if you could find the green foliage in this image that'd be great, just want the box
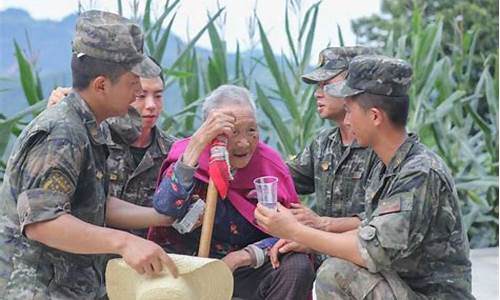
[5,0,498,247]
[352,0,499,79]
[0,41,46,179]
[382,5,499,247]
[254,1,322,158]
[14,41,43,107]
[134,2,227,137]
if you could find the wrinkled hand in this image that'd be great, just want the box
[183,110,236,167]
[192,110,236,146]
[268,239,311,269]
[119,234,178,278]
[221,249,252,272]
[254,203,301,240]
[289,203,322,229]
[47,87,71,107]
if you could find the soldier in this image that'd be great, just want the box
[255,55,473,299]
[48,56,176,239]
[0,10,178,299]
[271,46,378,267]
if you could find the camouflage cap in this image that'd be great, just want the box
[301,46,377,84]
[107,106,143,144]
[325,55,412,97]
[72,10,160,78]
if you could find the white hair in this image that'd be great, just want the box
[201,85,257,120]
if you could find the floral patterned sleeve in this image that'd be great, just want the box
[153,160,197,220]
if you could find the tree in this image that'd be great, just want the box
[352,0,498,77]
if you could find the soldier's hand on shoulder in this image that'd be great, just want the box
[47,87,71,108]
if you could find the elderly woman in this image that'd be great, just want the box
[149,85,315,300]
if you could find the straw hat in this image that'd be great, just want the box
[106,254,233,300]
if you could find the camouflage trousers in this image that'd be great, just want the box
[315,257,426,300]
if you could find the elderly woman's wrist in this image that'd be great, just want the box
[175,160,196,187]
[182,144,204,167]
[238,248,255,268]
[243,245,266,268]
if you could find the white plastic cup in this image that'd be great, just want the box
[253,176,278,211]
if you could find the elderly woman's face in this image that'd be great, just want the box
[223,105,259,169]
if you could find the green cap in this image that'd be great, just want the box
[301,46,377,84]
[326,55,412,97]
[72,10,160,78]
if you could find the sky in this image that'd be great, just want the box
[0,0,381,56]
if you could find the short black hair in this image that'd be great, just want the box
[71,54,130,90]
[353,92,409,127]
[147,55,164,84]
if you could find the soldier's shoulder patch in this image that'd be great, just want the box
[41,170,73,194]
[377,198,401,215]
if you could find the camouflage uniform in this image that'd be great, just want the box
[0,10,160,299]
[316,55,473,299]
[288,127,375,217]
[289,46,377,218]
[106,118,175,238]
[316,135,473,299]
[0,93,110,299]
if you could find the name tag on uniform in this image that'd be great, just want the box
[352,171,363,179]
[378,199,401,215]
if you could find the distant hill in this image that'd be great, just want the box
[0,8,274,118]
[0,9,76,116]
[0,8,76,74]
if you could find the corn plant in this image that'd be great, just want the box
[4,0,498,246]
[384,4,498,247]
[254,0,322,158]
[162,8,255,137]
[0,42,47,179]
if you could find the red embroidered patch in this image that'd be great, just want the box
[175,199,184,208]
[171,183,178,192]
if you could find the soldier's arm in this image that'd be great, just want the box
[292,226,366,267]
[290,203,361,232]
[255,203,367,267]
[105,196,175,229]
[287,139,316,195]
[320,216,361,233]
[17,136,177,277]
[25,214,178,277]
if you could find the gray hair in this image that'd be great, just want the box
[201,85,257,120]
